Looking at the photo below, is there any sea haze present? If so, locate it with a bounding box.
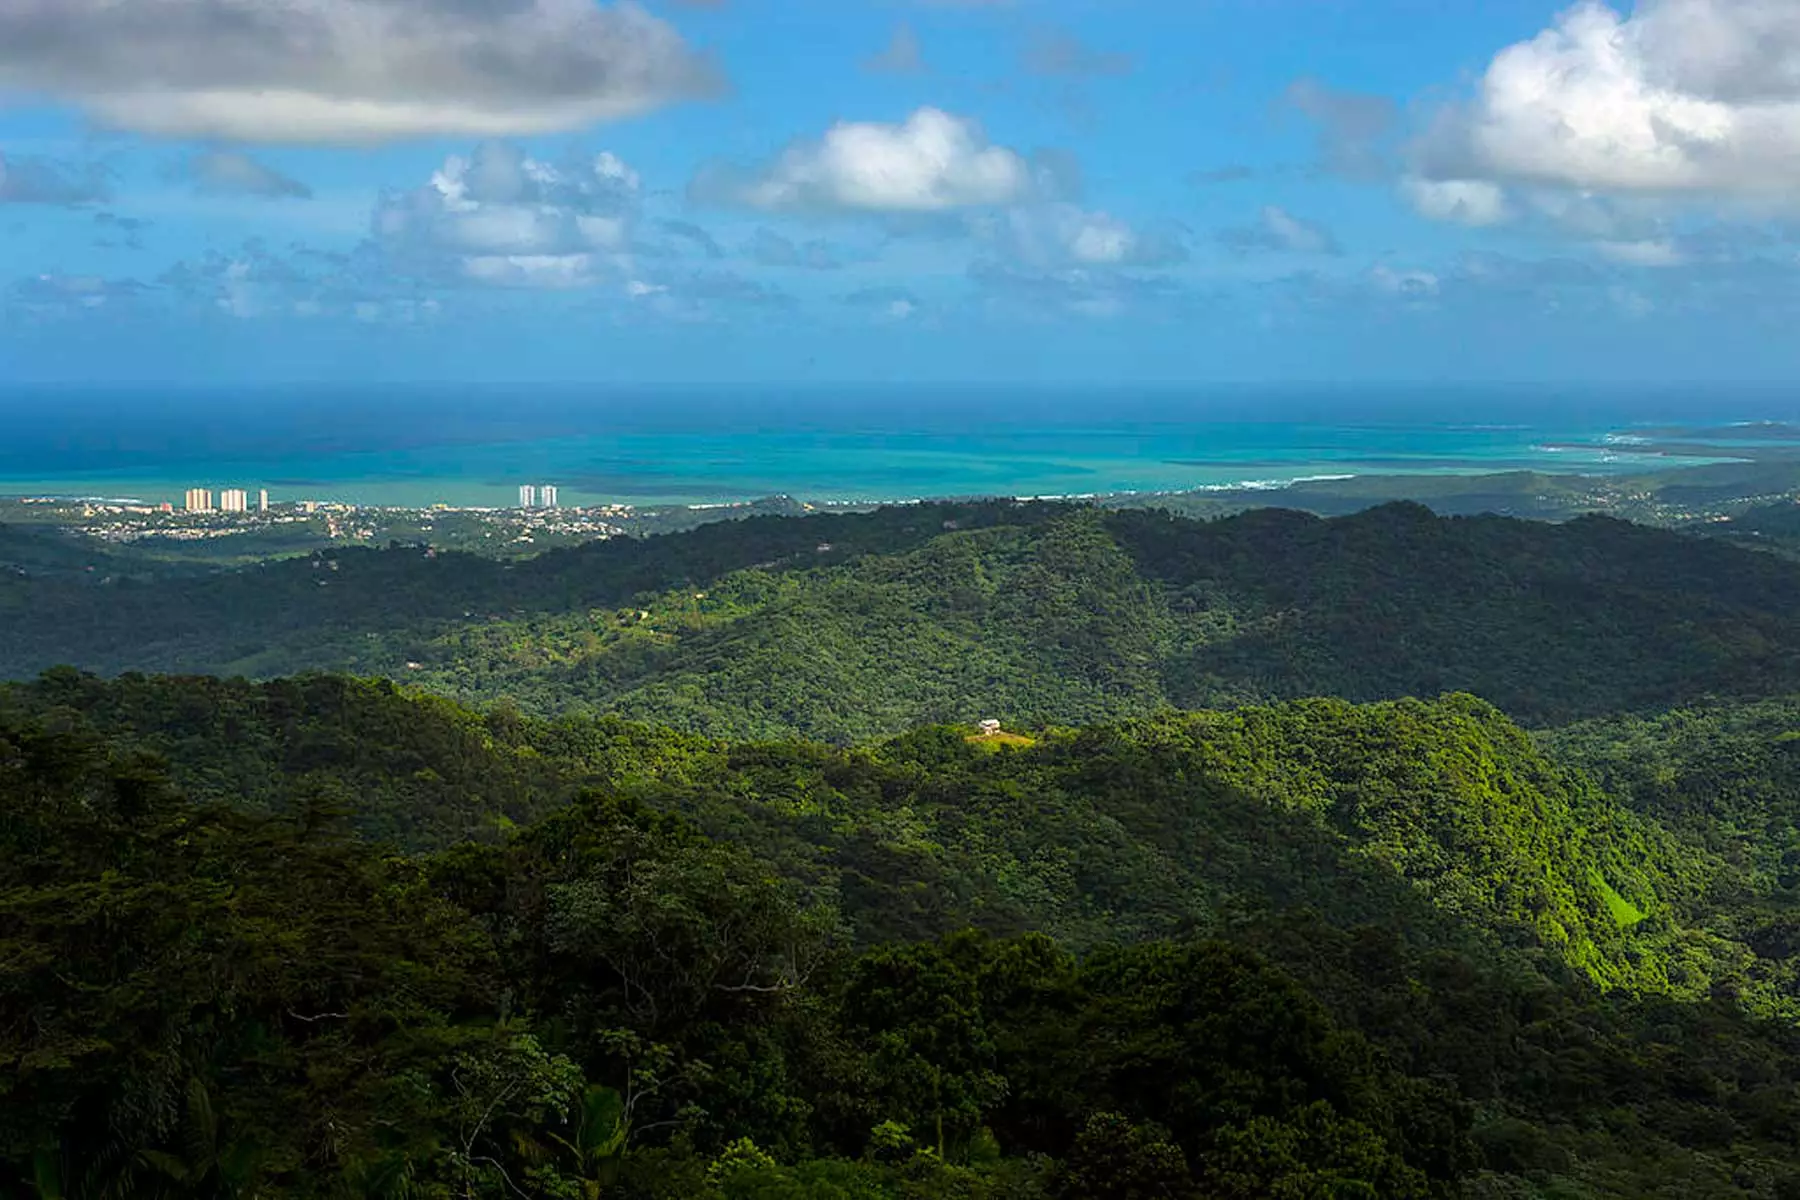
[0,384,1793,508]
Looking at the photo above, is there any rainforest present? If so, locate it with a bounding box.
[10,501,1800,1196]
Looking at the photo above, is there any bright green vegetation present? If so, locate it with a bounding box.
[3,675,1689,979]
[1590,870,1649,927]
[12,501,1800,740]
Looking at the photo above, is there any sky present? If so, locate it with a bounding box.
[2,0,1800,386]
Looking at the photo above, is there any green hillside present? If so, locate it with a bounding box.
[18,504,1800,1195]
[7,685,1800,1198]
[0,672,1739,999]
[10,502,1800,739]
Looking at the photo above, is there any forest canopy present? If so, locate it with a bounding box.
[14,504,1800,1196]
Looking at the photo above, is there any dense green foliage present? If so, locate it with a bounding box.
[12,689,1800,1197]
[1,674,1698,983]
[20,502,1800,1195]
[12,502,1800,739]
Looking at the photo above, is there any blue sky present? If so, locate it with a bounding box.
[2,0,1798,385]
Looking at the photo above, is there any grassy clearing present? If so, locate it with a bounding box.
[1590,870,1648,927]
[967,730,1038,749]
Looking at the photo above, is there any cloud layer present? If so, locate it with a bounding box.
[0,0,717,143]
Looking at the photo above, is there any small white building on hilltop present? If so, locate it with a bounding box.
[978,719,1002,736]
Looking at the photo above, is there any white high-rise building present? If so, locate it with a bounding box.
[220,489,249,513]
[258,489,269,512]
[184,488,213,513]
[519,484,537,508]
[541,485,559,509]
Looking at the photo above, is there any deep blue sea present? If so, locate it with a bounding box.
[0,385,1795,508]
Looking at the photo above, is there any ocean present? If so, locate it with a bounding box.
[0,384,1793,508]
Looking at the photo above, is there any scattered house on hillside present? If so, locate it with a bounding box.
[978,719,1002,736]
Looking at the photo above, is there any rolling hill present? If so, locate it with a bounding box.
[9,501,1800,738]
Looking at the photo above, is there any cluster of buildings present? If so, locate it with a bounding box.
[184,487,270,514]
[173,484,566,515]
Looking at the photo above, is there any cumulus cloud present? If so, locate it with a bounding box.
[692,108,1034,213]
[1219,206,1342,255]
[182,151,313,199]
[1400,177,1510,226]
[0,152,111,205]
[1001,203,1188,268]
[1415,0,1800,208]
[0,0,718,143]
[376,142,641,287]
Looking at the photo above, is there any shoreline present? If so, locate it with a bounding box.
[3,455,1793,518]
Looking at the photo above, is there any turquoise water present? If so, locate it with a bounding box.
[0,386,1784,508]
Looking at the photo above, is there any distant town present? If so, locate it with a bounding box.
[0,484,819,564]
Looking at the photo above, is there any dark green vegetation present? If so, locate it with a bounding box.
[13,676,1800,1198]
[12,501,1800,741]
[19,496,1800,1196]
[1707,500,1800,558]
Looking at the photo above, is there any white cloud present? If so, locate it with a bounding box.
[1401,177,1511,226]
[461,254,606,289]
[1418,0,1800,204]
[694,108,1033,213]
[376,142,640,287]
[1596,238,1686,266]
[1002,203,1187,268]
[0,0,717,143]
